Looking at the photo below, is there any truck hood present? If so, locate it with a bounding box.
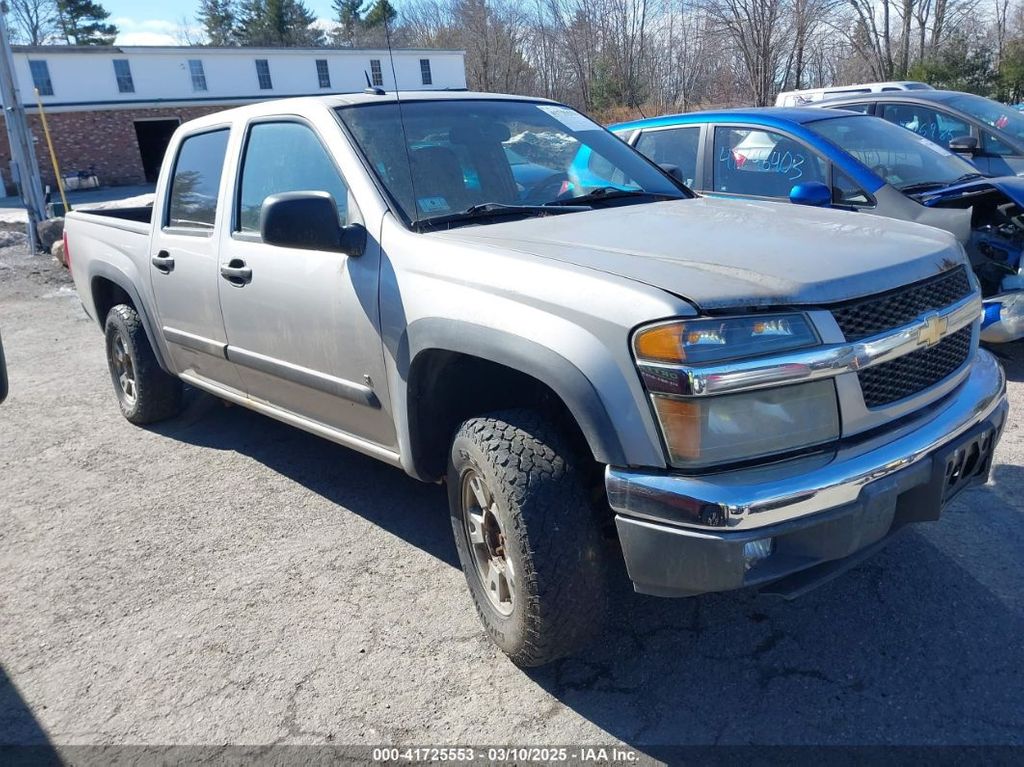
[432,197,964,311]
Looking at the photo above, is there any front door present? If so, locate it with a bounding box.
[149,126,245,393]
[709,125,828,201]
[216,118,395,449]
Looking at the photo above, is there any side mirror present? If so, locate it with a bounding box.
[260,191,366,256]
[659,163,685,183]
[0,332,7,405]
[789,181,832,207]
[948,135,978,154]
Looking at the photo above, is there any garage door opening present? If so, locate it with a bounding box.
[134,119,180,183]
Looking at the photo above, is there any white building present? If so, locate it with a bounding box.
[1,45,466,188]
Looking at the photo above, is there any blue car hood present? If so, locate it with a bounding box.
[921,175,1024,207]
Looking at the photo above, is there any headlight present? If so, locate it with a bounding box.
[634,314,819,365]
[650,382,839,467]
[634,315,838,468]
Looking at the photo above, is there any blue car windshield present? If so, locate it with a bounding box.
[945,93,1024,143]
[808,115,978,191]
[336,99,685,226]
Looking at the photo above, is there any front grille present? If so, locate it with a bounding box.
[832,266,972,341]
[859,326,973,408]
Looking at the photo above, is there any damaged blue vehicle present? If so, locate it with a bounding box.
[610,108,1024,342]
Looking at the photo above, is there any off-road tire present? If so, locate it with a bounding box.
[104,304,182,424]
[447,409,607,667]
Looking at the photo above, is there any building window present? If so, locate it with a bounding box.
[315,59,331,89]
[419,58,432,86]
[255,59,273,90]
[113,59,134,93]
[370,59,383,87]
[188,59,207,92]
[29,60,53,96]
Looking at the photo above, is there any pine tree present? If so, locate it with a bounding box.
[238,0,324,47]
[362,0,396,30]
[198,0,239,46]
[331,0,363,47]
[55,0,116,45]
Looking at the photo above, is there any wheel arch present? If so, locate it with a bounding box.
[401,320,634,481]
[88,262,173,375]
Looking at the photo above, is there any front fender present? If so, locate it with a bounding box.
[411,319,626,463]
[392,316,668,480]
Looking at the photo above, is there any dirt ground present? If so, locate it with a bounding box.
[1,252,1022,753]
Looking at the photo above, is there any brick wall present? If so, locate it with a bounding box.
[0,105,226,192]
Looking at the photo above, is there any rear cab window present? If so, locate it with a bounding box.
[165,129,230,231]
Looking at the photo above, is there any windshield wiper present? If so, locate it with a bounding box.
[544,187,682,206]
[415,201,589,231]
[947,172,986,185]
[901,173,985,195]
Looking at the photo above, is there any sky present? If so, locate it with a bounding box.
[106,1,341,45]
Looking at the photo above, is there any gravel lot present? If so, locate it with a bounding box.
[1,252,1022,752]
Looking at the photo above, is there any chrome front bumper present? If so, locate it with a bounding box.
[607,349,1008,597]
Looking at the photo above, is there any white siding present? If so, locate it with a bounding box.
[9,47,467,111]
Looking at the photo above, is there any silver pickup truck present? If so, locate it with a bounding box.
[66,92,1008,667]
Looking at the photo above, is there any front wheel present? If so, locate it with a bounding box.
[447,409,607,667]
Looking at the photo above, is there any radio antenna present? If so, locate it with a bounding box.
[363,68,384,95]
[384,12,420,223]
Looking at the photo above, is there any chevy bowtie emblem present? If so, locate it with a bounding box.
[916,312,948,347]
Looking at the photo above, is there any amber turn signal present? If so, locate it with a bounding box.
[634,323,687,363]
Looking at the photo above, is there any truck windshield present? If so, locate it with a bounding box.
[336,99,686,228]
[807,114,980,192]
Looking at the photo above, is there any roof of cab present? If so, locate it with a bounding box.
[609,106,864,132]
[177,90,558,131]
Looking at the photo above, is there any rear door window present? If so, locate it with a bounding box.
[834,102,873,114]
[166,129,230,230]
[712,126,826,198]
[635,126,701,187]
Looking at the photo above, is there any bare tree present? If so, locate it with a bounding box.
[707,0,793,105]
[7,0,59,45]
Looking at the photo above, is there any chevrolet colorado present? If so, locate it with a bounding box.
[66,92,1008,666]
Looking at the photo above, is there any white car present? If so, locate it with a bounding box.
[776,81,933,107]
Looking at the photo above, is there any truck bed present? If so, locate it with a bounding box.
[65,207,154,325]
[81,206,152,224]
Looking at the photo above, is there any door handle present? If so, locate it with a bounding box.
[151,250,175,273]
[220,259,252,286]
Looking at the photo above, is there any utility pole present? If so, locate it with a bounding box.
[0,2,46,252]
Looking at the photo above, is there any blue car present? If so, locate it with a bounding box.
[611,107,1024,342]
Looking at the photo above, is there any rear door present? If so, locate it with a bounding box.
[216,117,395,449]
[149,125,245,392]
